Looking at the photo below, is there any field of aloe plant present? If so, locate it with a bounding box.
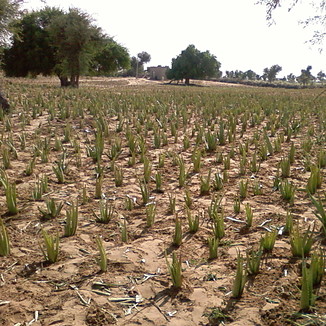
[0,77,325,326]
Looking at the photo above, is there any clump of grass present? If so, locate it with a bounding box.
[166,251,182,288]
[95,236,107,272]
[0,218,10,256]
[39,229,59,263]
[231,250,247,298]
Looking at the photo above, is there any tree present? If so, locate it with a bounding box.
[262,64,282,82]
[0,0,23,46]
[167,44,221,85]
[287,73,296,83]
[2,7,63,77]
[48,8,102,87]
[317,70,326,83]
[91,37,130,75]
[297,66,315,86]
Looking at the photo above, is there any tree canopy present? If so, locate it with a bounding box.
[0,0,22,46]
[2,6,131,87]
[167,45,221,85]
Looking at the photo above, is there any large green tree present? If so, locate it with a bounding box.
[2,7,131,87]
[2,7,63,77]
[48,8,102,87]
[91,36,130,75]
[167,45,221,85]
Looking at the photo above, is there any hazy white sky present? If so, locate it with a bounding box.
[23,0,325,77]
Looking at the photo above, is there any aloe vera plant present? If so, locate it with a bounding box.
[38,198,63,220]
[92,200,114,223]
[246,248,262,275]
[40,229,59,263]
[208,236,219,260]
[300,261,316,312]
[231,250,247,298]
[290,226,314,258]
[309,194,326,235]
[146,202,156,227]
[186,208,199,233]
[64,202,78,237]
[166,251,182,288]
[95,236,107,272]
[260,229,277,253]
[173,215,182,247]
[0,218,10,256]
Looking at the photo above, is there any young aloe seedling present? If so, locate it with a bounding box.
[38,198,63,220]
[40,229,59,263]
[208,236,219,260]
[186,207,199,233]
[290,225,314,258]
[260,229,277,253]
[231,250,247,298]
[168,192,176,215]
[166,251,182,289]
[246,248,262,275]
[239,179,248,199]
[300,261,316,312]
[0,218,10,256]
[95,236,107,272]
[146,202,156,227]
[64,201,78,237]
[173,215,182,247]
[200,169,211,195]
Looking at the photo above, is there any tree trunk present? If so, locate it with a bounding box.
[185,78,190,85]
[59,76,71,87]
[0,92,10,113]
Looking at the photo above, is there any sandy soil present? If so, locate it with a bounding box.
[0,77,325,326]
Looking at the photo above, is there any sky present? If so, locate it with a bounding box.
[23,0,325,78]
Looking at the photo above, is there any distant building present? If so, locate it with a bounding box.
[148,66,169,80]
